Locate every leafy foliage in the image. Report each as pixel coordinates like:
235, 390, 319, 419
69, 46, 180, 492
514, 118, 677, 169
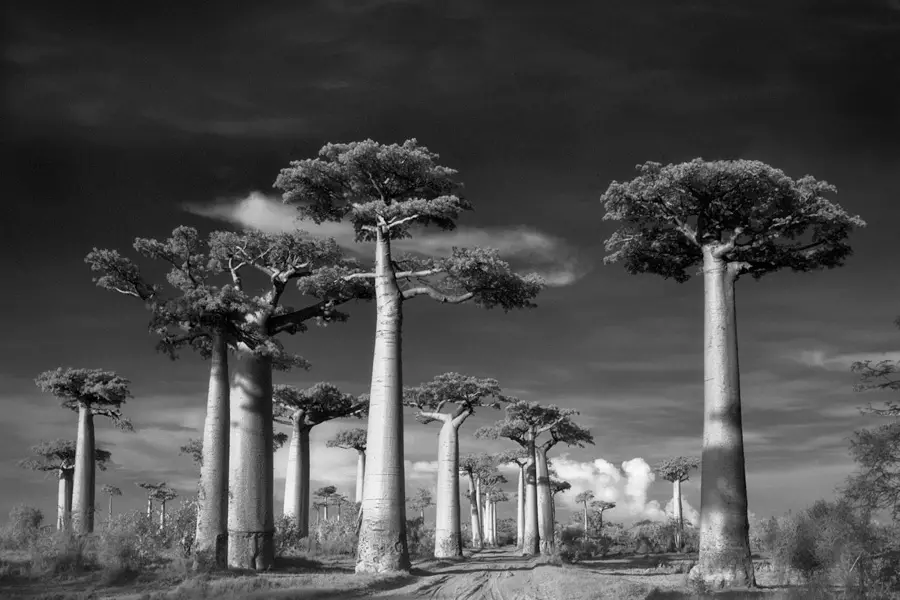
100, 485, 122, 498
273, 382, 366, 429
325, 428, 367, 452
601, 158, 866, 282
408, 488, 434, 514
34, 368, 133, 431
403, 372, 505, 424
653, 456, 700, 483
18, 439, 112, 473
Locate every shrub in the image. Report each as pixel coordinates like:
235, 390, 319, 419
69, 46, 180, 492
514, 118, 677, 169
315, 511, 358, 556
97, 510, 163, 572
28, 530, 94, 576
273, 515, 305, 556
1, 504, 44, 550
406, 517, 435, 559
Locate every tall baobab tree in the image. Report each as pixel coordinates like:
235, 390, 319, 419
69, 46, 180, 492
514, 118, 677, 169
274, 383, 366, 537
326, 428, 368, 503
574, 490, 595, 542
35, 368, 133, 534
137, 482, 164, 518
487, 490, 509, 546
408, 488, 434, 523
87, 226, 372, 570
18, 440, 111, 530
152, 483, 178, 530
549, 477, 570, 532
602, 159, 864, 588
314, 486, 338, 521
590, 500, 616, 532
478, 400, 591, 556
480, 472, 507, 547
459, 453, 492, 549
497, 449, 529, 549
403, 372, 505, 557
100, 485, 122, 525
654, 456, 700, 550
275, 139, 544, 573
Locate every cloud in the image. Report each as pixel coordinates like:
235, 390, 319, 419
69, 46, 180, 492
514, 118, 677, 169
791, 349, 900, 372
183, 192, 588, 286
551, 455, 675, 523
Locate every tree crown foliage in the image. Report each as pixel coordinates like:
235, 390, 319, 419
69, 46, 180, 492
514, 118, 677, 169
402, 372, 505, 424
590, 500, 616, 513
86, 226, 374, 365
101, 484, 122, 496
35, 368, 133, 431
654, 456, 700, 483
459, 453, 495, 477
575, 490, 595, 505
273, 383, 367, 428
179, 439, 203, 467
18, 439, 111, 472
326, 428, 367, 452
601, 158, 866, 282
476, 399, 592, 451
314, 486, 338, 501
276, 139, 545, 313
496, 448, 530, 467
408, 488, 434, 512
550, 478, 571, 496
136, 482, 177, 503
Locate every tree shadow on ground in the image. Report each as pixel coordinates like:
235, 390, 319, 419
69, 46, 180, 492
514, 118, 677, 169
274, 555, 355, 574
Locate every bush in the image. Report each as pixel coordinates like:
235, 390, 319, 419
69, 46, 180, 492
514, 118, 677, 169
28, 529, 94, 576
97, 510, 164, 573
273, 515, 305, 556
1, 504, 44, 550
406, 517, 435, 559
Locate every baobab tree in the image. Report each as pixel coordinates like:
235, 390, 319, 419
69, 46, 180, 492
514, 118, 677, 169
275, 139, 544, 573
408, 488, 434, 523
152, 483, 179, 530
326, 428, 367, 503
574, 490, 595, 541
486, 490, 509, 546
654, 456, 700, 550
480, 472, 507, 547
18, 440, 111, 530
274, 383, 366, 537
35, 368, 133, 534
87, 226, 372, 570
137, 482, 164, 518
549, 477, 571, 530
403, 372, 505, 557
602, 159, 865, 588
590, 500, 616, 532
497, 449, 529, 548
478, 400, 591, 556
314, 486, 338, 521
101, 485, 122, 525
459, 453, 492, 549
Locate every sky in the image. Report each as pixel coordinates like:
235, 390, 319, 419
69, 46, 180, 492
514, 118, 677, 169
2, 0, 899, 528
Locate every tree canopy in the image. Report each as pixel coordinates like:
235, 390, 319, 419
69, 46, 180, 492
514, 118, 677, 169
273, 383, 366, 429
654, 456, 700, 483
403, 372, 505, 425
409, 488, 434, 513
601, 159, 866, 282
18, 439, 112, 473
575, 490, 595, 505
326, 428, 367, 452
35, 368, 133, 430
101, 484, 122, 497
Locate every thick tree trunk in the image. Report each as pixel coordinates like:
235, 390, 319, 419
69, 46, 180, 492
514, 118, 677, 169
57, 469, 73, 530
535, 446, 554, 555
72, 404, 96, 534
356, 227, 410, 574
674, 479, 684, 550
283, 422, 311, 536
467, 474, 483, 549
482, 497, 492, 547
227, 344, 275, 570
522, 437, 539, 556
355, 451, 366, 503
516, 466, 525, 548
324, 503, 330, 521
194, 329, 230, 567
692, 250, 755, 589
492, 501, 498, 545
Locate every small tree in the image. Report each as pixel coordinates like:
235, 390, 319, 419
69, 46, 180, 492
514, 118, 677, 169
314, 486, 338, 521
549, 478, 571, 530
276, 139, 544, 573
602, 158, 864, 588
590, 500, 616, 532
152, 484, 179, 530
35, 368, 133, 533
100, 484, 122, 525
497, 448, 530, 549
575, 490, 595, 542
274, 383, 366, 537
18, 440, 111, 530
409, 488, 434, 523
326, 428, 368, 503
403, 372, 505, 557
654, 456, 700, 550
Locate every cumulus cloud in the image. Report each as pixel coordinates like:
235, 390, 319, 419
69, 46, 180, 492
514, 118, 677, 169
183, 191, 588, 287
791, 349, 900, 371
551, 455, 689, 523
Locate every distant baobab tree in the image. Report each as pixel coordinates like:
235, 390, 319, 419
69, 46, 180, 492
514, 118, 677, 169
87, 226, 373, 570
101, 484, 122, 524
276, 138, 544, 573
403, 372, 505, 558
549, 477, 570, 529
137, 481, 163, 518
574, 490, 595, 542
590, 500, 616, 532
314, 486, 338, 521
35, 368, 133, 534
459, 453, 493, 550
274, 383, 366, 537
654, 456, 700, 550
326, 428, 367, 503
497, 448, 530, 548
18, 440, 111, 530
602, 158, 864, 588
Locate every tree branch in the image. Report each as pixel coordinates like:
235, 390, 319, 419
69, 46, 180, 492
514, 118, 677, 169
386, 214, 422, 229
401, 285, 475, 303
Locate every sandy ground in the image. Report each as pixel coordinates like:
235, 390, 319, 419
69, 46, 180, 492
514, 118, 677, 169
0, 547, 801, 600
